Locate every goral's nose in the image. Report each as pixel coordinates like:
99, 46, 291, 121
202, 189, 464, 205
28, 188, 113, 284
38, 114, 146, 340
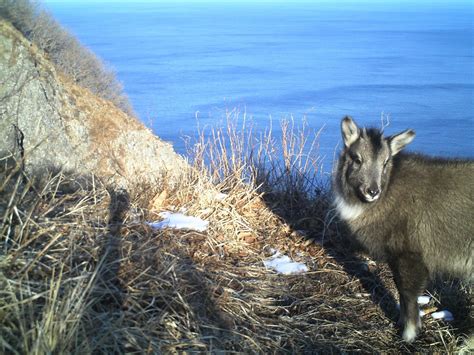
366, 187, 380, 198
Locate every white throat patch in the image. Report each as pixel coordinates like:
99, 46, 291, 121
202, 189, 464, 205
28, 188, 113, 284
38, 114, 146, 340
334, 193, 365, 221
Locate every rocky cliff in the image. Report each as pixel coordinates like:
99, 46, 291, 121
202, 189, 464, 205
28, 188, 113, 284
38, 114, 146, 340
0, 20, 185, 188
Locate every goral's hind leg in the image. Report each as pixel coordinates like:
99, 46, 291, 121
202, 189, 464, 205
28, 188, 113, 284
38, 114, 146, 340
389, 253, 429, 343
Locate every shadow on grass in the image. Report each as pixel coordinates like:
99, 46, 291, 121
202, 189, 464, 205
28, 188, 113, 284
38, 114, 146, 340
260, 187, 400, 323
430, 278, 473, 338
92, 188, 234, 352
98, 188, 129, 310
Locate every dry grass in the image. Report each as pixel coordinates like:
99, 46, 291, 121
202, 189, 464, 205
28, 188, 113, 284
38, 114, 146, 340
0, 116, 472, 353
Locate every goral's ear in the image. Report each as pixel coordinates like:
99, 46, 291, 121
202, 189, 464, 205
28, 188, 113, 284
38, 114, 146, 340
341, 116, 360, 148
389, 129, 415, 155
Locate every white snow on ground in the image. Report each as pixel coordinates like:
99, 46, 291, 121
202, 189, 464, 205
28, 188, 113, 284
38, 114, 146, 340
431, 310, 454, 321
214, 192, 228, 201
396, 296, 453, 320
148, 212, 209, 232
417, 295, 431, 305
264, 251, 308, 275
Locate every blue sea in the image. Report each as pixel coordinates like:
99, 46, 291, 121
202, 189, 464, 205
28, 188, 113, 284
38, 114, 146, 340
46, 0, 473, 170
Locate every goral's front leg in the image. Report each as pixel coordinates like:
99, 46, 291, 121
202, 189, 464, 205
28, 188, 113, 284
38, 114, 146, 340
389, 253, 429, 343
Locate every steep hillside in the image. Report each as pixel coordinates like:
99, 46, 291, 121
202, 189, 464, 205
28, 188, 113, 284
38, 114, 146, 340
0, 16, 471, 355
0, 20, 185, 188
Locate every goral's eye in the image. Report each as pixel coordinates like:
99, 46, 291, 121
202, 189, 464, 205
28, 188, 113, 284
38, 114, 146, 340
353, 156, 362, 165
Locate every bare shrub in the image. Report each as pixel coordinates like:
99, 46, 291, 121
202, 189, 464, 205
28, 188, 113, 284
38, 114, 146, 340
0, 0, 37, 35
0, 0, 133, 114
187, 110, 330, 228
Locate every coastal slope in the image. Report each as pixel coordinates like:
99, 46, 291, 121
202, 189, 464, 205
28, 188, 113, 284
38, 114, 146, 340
0, 20, 185, 188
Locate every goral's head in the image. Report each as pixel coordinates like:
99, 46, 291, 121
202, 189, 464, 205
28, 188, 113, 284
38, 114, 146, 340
338, 116, 415, 203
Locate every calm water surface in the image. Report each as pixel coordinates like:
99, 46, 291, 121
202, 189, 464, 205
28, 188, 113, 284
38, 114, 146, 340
46, 1, 474, 171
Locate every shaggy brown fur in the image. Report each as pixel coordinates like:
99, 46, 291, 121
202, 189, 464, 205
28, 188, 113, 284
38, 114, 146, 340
333, 116, 473, 342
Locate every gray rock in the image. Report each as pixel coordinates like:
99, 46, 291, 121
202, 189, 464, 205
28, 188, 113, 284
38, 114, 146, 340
0, 20, 186, 189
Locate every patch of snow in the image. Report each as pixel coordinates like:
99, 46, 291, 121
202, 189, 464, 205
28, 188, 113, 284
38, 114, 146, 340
417, 295, 431, 305
264, 251, 308, 275
214, 192, 228, 201
431, 310, 454, 321
148, 211, 208, 232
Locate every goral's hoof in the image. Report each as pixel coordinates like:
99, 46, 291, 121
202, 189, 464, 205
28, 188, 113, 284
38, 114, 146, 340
402, 322, 418, 343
